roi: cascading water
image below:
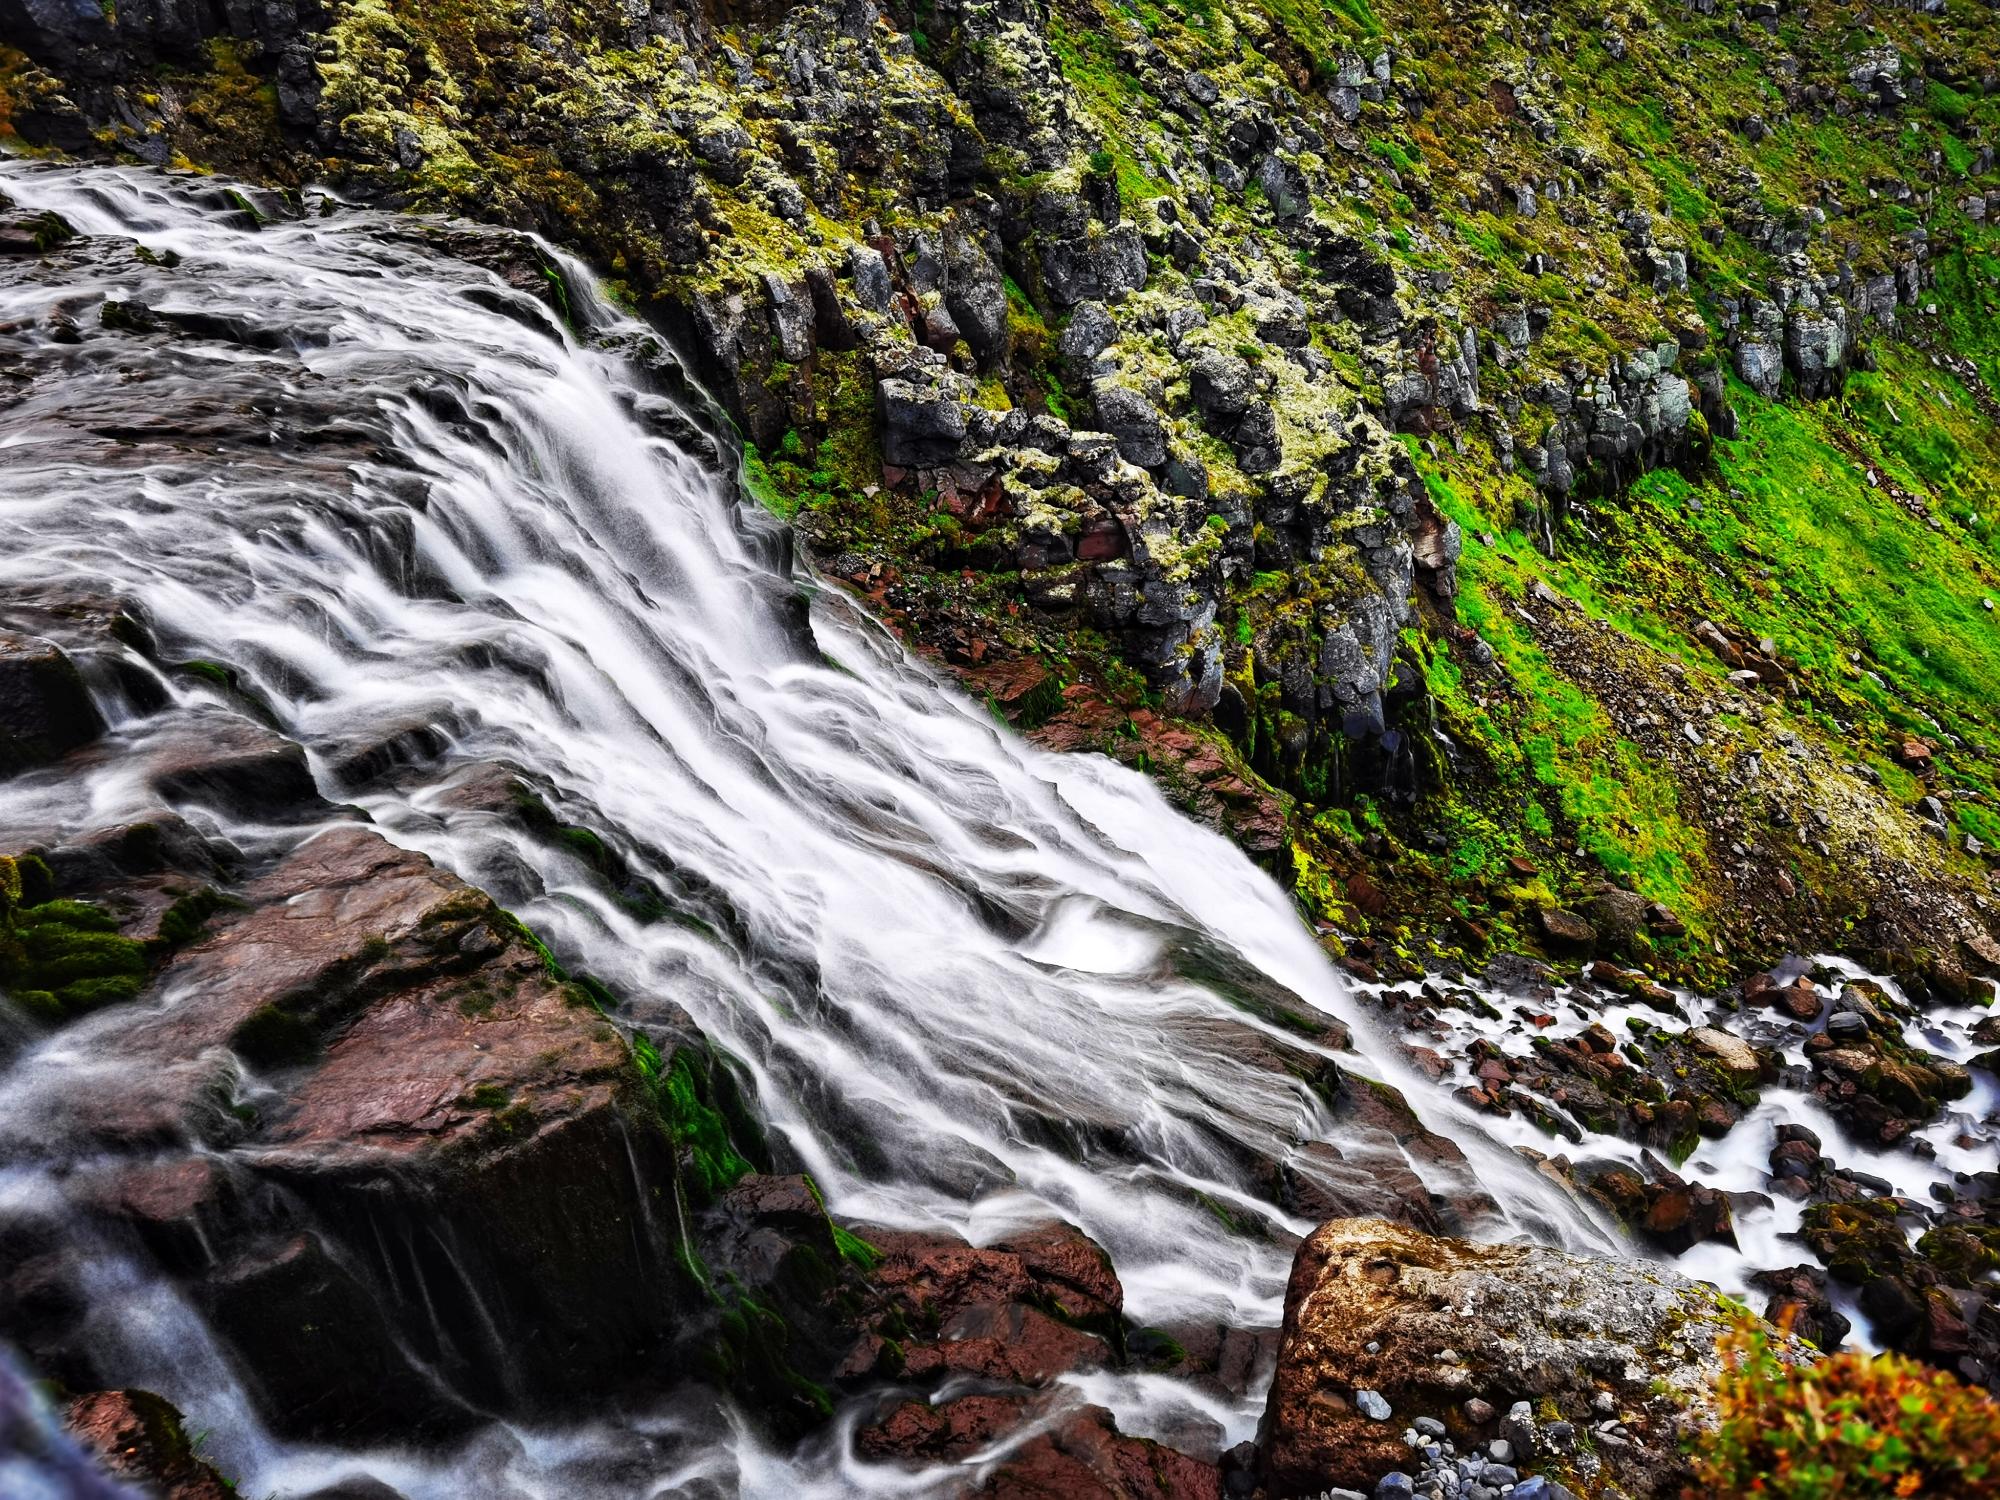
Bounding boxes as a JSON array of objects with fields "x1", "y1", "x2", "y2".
[{"x1": 0, "y1": 156, "x2": 1846, "y2": 1497}]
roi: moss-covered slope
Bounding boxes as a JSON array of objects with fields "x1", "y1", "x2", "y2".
[{"x1": 5, "y1": 0, "x2": 1998, "y2": 986}]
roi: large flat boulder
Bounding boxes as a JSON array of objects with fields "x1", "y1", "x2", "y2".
[{"x1": 2, "y1": 814, "x2": 718, "y2": 1441}]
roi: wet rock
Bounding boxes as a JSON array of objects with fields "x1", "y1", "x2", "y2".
[
  {"x1": 8, "y1": 807, "x2": 723, "y2": 1443},
  {"x1": 1259, "y1": 1218, "x2": 1806, "y2": 1498},
  {"x1": 0, "y1": 631, "x2": 104, "y2": 776},
  {"x1": 1747, "y1": 1264, "x2": 1851, "y2": 1351},
  {"x1": 858, "y1": 1392, "x2": 1036, "y2": 1462},
  {"x1": 859, "y1": 1218, "x2": 1122, "y2": 1347},
  {"x1": 1686, "y1": 1026, "x2": 1759, "y2": 1085},
  {"x1": 1578, "y1": 1162, "x2": 1736, "y2": 1255},
  {"x1": 140, "y1": 711, "x2": 317, "y2": 820},
  {"x1": 63, "y1": 1388, "x2": 234, "y2": 1500},
  {"x1": 972, "y1": 1403, "x2": 1223, "y2": 1498}
]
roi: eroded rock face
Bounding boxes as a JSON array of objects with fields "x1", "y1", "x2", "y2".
[
  {"x1": 0, "y1": 586, "x2": 769, "y2": 1444},
  {"x1": 7, "y1": 813, "x2": 708, "y2": 1441},
  {"x1": 1258, "y1": 1218, "x2": 1807, "y2": 1499}
]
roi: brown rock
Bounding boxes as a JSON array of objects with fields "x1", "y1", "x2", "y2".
[
  {"x1": 858, "y1": 1393, "x2": 1035, "y2": 1462},
  {"x1": 23, "y1": 822, "x2": 705, "y2": 1442},
  {"x1": 1748, "y1": 1265, "x2": 1851, "y2": 1352},
  {"x1": 64, "y1": 1388, "x2": 234, "y2": 1500},
  {"x1": 901, "y1": 1301, "x2": 1111, "y2": 1384},
  {"x1": 1896, "y1": 735, "x2": 1935, "y2": 771},
  {"x1": 1774, "y1": 978, "x2": 1825, "y2": 1022},
  {"x1": 975, "y1": 1404, "x2": 1223, "y2": 1499},
  {"x1": 1584, "y1": 888, "x2": 1649, "y2": 950},
  {"x1": 1537, "y1": 906, "x2": 1595, "y2": 950},
  {"x1": 1258, "y1": 1218, "x2": 1807, "y2": 1498},
  {"x1": 1686, "y1": 1025, "x2": 1760, "y2": 1084}
]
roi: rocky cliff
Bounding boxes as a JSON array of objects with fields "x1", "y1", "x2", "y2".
[{"x1": 4, "y1": 0, "x2": 1999, "y2": 991}]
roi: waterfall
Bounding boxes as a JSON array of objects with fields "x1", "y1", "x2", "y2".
[{"x1": 0, "y1": 158, "x2": 1624, "y2": 1497}]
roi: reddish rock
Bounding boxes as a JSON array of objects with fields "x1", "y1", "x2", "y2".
[
  {"x1": 1345, "y1": 870, "x2": 1388, "y2": 917},
  {"x1": 1076, "y1": 512, "x2": 1129, "y2": 560},
  {"x1": 15, "y1": 820, "x2": 708, "y2": 1442},
  {"x1": 64, "y1": 1388, "x2": 235, "y2": 1500},
  {"x1": 1896, "y1": 735, "x2": 1935, "y2": 771},
  {"x1": 858, "y1": 1393, "x2": 1035, "y2": 1462},
  {"x1": 901, "y1": 1301, "x2": 1111, "y2": 1384},
  {"x1": 994, "y1": 1221, "x2": 1123, "y2": 1330},
  {"x1": 1774, "y1": 977, "x2": 1825, "y2": 1022},
  {"x1": 974, "y1": 1404, "x2": 1223, "y2": 1499}
]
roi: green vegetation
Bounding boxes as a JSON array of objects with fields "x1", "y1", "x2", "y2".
[
  {"x1": 1698, "y1": 1318, "x2": 2000, "y2": 1496},
  {"x1": 0, "y1": 855, "x2": 145, "y2": 1023},
  {"x1": 632, "y1": 1028, "x2": 753, "y2": 1204}
]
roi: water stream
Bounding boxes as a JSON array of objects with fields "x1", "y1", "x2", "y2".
[{"x1": 0, "y1": 159, "x2": 1976, "y2": 1498}]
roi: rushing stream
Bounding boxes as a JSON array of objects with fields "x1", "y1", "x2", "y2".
[{"x1": 0, "y1": 159, "x2": 1984, "y2": 1498}]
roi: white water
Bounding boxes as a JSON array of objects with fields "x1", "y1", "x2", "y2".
[
  {"x1": 1353, "y1": 956, "x2": 1999, "y2": 1341},
  {"x1": 0, "y1": 159, "x2": 1654, "y2": 1497}
]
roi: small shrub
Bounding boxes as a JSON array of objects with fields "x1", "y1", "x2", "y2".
[{"x1": 1694, "y1": 1318, "x2": 2000, "y2": 1497}]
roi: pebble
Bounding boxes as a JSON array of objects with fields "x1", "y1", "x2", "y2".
[
  {"x1": 1357, "y1": 1389, "x2": 1394, "y2": 1422},
  {"x1": 1462, "y1": 1398, "x2": 1495, "y2": 1425},
  {"x1": 1387, "y1": 1407, "x2": 1579, "y2": 1500}
]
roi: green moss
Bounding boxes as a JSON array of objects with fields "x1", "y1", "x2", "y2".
[
  {"x1": 633, "y1": 1030, "x2": 753, "y2": 1204},
  {"x1": 230, "y1": 1003, "x2": 319, "y2": 1069},
  {"x1": 154, "y1": 886, "x2": 240, "y2": 948},
  {"x1": 497, "y1": 908, "x2": 568, "y2": 979}
]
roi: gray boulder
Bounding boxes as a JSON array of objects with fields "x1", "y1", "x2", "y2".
[
  {"x1": 877, "y1": 376, "x2": 967, "y2": 467},
  {"x1": 1091, "y1": 381, "x2": 1168, "y2": 468}
]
